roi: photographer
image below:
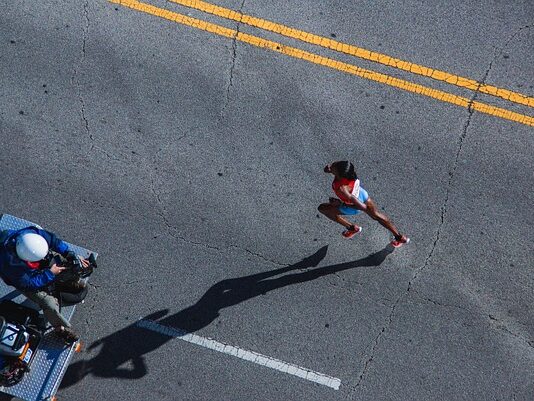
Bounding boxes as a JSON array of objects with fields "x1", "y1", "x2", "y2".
[{"x1": 0, "y1": 226, "x2": 89, "y2": 344}]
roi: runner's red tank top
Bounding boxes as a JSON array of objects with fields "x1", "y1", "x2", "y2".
[{"x1": 332, "y1": 177, "x2": 360, "y2": 204}]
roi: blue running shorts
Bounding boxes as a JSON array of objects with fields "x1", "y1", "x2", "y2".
[{"x1": 337, "y1": 187, "x2": 369, "y2": 215}]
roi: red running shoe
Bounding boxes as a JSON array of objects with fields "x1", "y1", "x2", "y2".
[
  {"x1": 391, "y1": 236, "x2": 410, "y2": 248},
  {"x1": 342, "y1": 225, "x2": 362, "y2": 238}
]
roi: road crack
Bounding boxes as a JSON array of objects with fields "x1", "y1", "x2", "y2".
[
  {"x1": 423, "y1": 297, "x2": 534, "y2": 350},
  {"x1": 71, "y1": 1, "x2": 124, "y2": 163},
  {"x1": 346, "y1": 27, "x2": 533, "y2": 397},
  {"x1": 488, "y1": 314, "x2": 534, "y2": 350},
  {"x1": 148, "y1": 169, "x2": 287, "y2": 266},
  {"x1": 414, "y1": 23, "x2": 531, "y2": 280},
  {"x1": 222, "y1": 0, "x2": 246, "y2": 112},
  {"x1": 72, "y1": 0, "x2": 91, "y2": 143}
]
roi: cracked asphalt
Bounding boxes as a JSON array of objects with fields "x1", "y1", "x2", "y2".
[{"x1": 0, "y1": 0, "x2": 533, "y2": 400}]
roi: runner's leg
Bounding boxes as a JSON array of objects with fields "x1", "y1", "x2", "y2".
[
  {"x1": 364, "y1": 198, "x2": 407, "y2": 242},
  {"x1": 318, "y1": 203, "x2": 357, "y2": 230}
]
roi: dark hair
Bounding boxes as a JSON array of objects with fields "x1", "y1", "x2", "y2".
[{"x1": 333, "y1": 161, "x2": 358, "y2": 179}]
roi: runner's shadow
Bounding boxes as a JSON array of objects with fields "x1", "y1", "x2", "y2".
[{"x1": 62, "y1": 244, "x2": 393, "y2": 386}]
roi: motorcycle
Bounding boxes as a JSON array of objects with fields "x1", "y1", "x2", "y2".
[{"x1": 0, "y1": 301, "x2": 43, "y2": 386}]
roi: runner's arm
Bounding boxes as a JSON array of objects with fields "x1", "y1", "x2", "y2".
[{"x1": 339, "y1": 187, "x2": 367, "y2": 211}]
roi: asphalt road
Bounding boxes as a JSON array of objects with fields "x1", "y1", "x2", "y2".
[{"x1": 0, "y1": 0, "x2": 533, "y2": 400}]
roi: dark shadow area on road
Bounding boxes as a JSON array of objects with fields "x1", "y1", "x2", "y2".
[{"x1": 61, "y1": 244, "x2": 394, "y2": 387}]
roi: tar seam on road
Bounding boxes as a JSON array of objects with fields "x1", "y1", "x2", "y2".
[
  {"x1": 137, "y1": 319, "x2": 342, "y2": 390},
  {"x1": 167, "y1": 0, "x2": 534, "y2": 109},
  {"x1": 110, "y1": 0, "x2": 534, "y2": 127}
]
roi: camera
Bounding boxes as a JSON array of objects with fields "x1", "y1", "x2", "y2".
[{"x1": 49, "y1": 251, "x2": 97, "y2": 280}]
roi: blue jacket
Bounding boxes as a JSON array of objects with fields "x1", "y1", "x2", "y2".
[{"x1": 0, "y1": 227, "x2": 70, "y2": 291}]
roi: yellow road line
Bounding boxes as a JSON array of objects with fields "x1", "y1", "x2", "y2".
[
  {"x1": 110, "y1": 0, "x2": 534, "y2": 127},
  {"x1": 168, "y1": 0, "x2": 534, "y2": 109}
]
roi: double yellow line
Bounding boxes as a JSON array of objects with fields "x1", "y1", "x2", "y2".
[{"x1": 111, "y1": 0, "x2": 534, "y2": 127}]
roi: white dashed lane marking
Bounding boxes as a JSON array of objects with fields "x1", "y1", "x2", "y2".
[{"x1": 137, "y1": 319, "x2": 342, "y2": 390}]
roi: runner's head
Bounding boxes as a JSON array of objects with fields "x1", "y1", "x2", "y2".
[{"x1": 329, "y1": 161, "x2": 357, "y2": 180}]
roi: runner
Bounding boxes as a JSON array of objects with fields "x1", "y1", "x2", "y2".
[{"x1": 318, "y1": 161, "x2": 410, "y2": 248}]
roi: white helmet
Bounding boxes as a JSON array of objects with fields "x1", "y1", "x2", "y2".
[{"x1": 15, "y1": 233, "x2": 49, "y2": 262}]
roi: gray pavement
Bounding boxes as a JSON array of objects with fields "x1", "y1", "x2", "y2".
[{"x1": 0, "y1": 0, "x2": 533, "y2": 400}]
